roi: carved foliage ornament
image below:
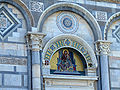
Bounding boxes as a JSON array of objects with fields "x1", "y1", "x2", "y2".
[
  {"x1": 96, "y1": 41, "x2": 111, "y2": 55},
  {"x1": 26, "y1": 32, "x2": 46, "y2": 51}
]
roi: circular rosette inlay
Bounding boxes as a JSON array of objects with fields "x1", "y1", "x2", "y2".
[{"x1": 56, "y1": 12, "x2": 78, "y2": 33}]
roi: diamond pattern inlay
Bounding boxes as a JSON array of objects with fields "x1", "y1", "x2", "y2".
[
  {"x1": 0, "y1": 5, "x2": 21, "y2": 40},
  {"x1": 0, "y1": 15, "x2": 7, "y2": 28},
  {"x1": 113, "y1": 26, "x2": 120, "y2": 42}
]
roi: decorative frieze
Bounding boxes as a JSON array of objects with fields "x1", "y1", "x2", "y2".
[
  {"x1": 26, "y1": 32, "x2": 46, "y2": 51},
  {"x1": 95, "y1": 40, "x2": 112, "y2": 55},
  {"x1": 0, "y1": 57, "x2": 27, "y2": 65}
]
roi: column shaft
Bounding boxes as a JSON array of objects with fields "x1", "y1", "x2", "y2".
[
  {"x1": 100, "y1": 55, "x2": 110, "y2": 90},
  {"x1": 96, "y1": 40, "x2": 111, "y2": 90},
  {"x1": 32, "y1": 51, "x2": 41, "y2": 90},
  {"x1": 26, "y1": 32, "x2": 46, "y2": 90}
]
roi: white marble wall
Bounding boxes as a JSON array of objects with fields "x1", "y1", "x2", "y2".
[
  {"x1": 44, "y1": 75, "x2": 97, "y2": 90},
  {"x1": 42, "y1": 11, "x2": 94, "y2": 49},
  {"x1": 107, "y1": 20, "x2": 120, "y2": 90},
  {"x1": 0, "y1": 3, "x2": 28, "y2": 90}
]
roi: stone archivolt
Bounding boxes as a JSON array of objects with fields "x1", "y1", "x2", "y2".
[{"x1": 44, "y1": 38, "x2": 95, "y2": 69}]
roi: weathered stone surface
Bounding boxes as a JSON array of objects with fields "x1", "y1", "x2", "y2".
[
  {"x1": 4, "y1": 74, "x2": 22, "y2": 86},
  {"x1": 44, "y1": 75, "x2": 96, "y2": 90},
  {"x1": 0, "y1": 57, "x2": 27, "y2": 65},
  {"x1": 32, "y1": 65, "x2": 40, "y2": 78},
  {"x1": 42, "y1": 65, "x2": 50, "y2": 75},
  {"x1": 24, "y1": 75, "x2": 28, "y2": 87},
  {"x1": 0, "y1": 88, "x2": 28, "y2": 90},
  {"x1": 32, "y1": 78, "x2": 41, "y2": 89},
  {"x1": 16, "y1": 65, "x2": 27, "y2": 72},
  {"x1": 0, "y1": 74, "x2": 2, "y2": 86},
  {"x1": 42, "y1": 11, "x2": 94, "y2": 49},
  {"x1": 109, "y1": 56, "x2": 120, "y2": 68},
  {"x1": 110, "y1": 69, "x2": 120, "y2": 88},
  {"x1": 90, "y1": 0, "x2": 120, "y2": 4},
  {"x1": 1, "y1": 0, "x2": 120, "y2": 90},
  {"x1": 0, "y1": 64, "x2": 14, "y2": 71}
]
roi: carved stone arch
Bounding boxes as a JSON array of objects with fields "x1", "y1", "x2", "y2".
[
  {"x1": 42, "y1": 34, "x2": 97, "y2": 71},
  {"x1": 37, "y1": 2, "x2": 102, "y2": 41},
  {"x1": 104, "y1": 12, "x2": 120, "y2": 40},
  {"x1": 0, "y1": 0, "x2": 35, "y2": 30}
]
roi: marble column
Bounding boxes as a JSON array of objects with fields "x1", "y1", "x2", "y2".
[
  {"x1": 26, "y1": 32, "x2": 46, "y2": 90},
  {"x1": 96, "y1": 40, "x2": 111, "y2": 90}
]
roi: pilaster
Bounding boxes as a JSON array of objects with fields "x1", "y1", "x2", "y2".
[
  {"x1": 26, "y1": 32, "x2": 46, "y2": 90},
  {"x1": 96, "y1": 40, "x2": 111, "y2": 90}
]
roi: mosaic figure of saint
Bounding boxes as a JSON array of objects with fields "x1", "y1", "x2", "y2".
[{"x1": 59, "y1": 50, "x2": 73, "y2": 71}]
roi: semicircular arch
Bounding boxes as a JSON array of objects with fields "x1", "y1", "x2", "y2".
[
  {"x1": 37, "y1": 2, "x2": 102, "y2": 41},
  {"x1": 43, "y1": 34, "x2": 97, "y2": 69},
  {"x1": 104, "y1": 12, "x2": 120, "y2": 40},
  {"x1": 0, "y1": 0, "x2": 35, "y2": 30}
]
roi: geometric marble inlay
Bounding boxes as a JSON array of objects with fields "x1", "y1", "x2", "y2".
[
  {"x1": 95, "y1": 11, "x2": 107, "y2": 22},
  {"x1": 56, "y1": 12, "x2": 79, "y2": 33},
  {"x1": 0, "y1": 57, "x2": 27, "y2": 65},
  {"x1": 0, "y1": 15, "x2": 7, "y2": 28},
  {"x1": 29, "y1": 1, "x2": 44, "y2": 12},
  {"x1": 113, "y1": 26, "x2": 120, "y2": 42},
  {"x1": 0, "y1": 5, "x2": 21, "y2": 40}
]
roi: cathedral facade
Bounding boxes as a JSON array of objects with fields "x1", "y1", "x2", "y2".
[{"x1": 0, "y1": 0, "x2": 120, "y2": 90}]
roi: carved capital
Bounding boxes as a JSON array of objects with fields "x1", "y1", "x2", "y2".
[
  {"x1": 26, "y1": 32, "x2": 46, "y2": 51},
  {"x1": 95, "y1": 40, "x2": 112, "y2": 55}
]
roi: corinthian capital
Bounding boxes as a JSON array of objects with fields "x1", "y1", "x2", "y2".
[
  {"x1": 95, "y1": 40, "x2": 112, "y2": 55},
  {"x1": 26, "y1": 32, "x2": 46, "y2": 51}
]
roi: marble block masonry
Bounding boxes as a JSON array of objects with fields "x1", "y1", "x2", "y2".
[{"x1": 0, "y1": 0, "x2": 120, "y2": 90}]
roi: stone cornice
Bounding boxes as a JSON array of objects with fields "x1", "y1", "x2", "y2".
[
  {"x1": 43, "y1": 75, "x2": 98, "y2": 80},
  {"x1": 95, "y1": 40, "x2": 112, "y2": 55},
  {"x1": 26, "y1": 32, "x2": 46, "y2": 51}
]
